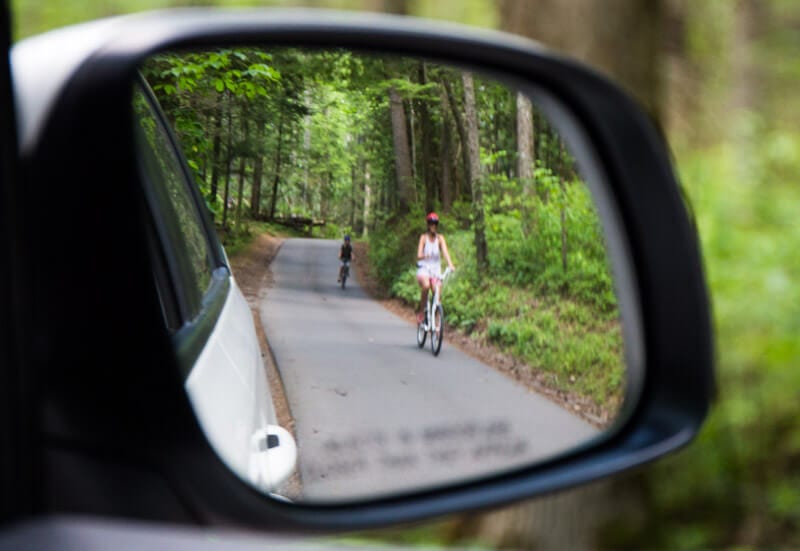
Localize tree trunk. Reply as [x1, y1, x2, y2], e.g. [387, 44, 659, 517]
[209, 99, 224, 210]
[408, 98, 417, 188]
[363, 162, 371, 237]
[199, 112, 209, 188]
[349, 163, 357, 231]
[221, 92, 233, 230]
[388, 86, 415, 212]
[440, 89, 453, 212]
[462, 72, 488, 274]
[442, 78, 471, 199]
[418, 62, 435, 212]
[516, 91, 535, 195]
[492, 91, 501, 175]
[235, 113, 248, 228]
[302, 89, 312, 212]
[250, 118, 265, 218]
[269, 112, 285, 220]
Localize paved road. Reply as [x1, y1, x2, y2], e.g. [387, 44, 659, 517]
[261, 238, 597, 503]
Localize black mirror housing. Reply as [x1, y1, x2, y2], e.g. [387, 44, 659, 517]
[10, 9, 713, 531]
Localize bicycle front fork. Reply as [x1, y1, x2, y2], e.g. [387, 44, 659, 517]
[425, 295, 438, 331]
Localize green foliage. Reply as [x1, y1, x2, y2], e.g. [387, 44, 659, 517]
[603, 127, 800, 548]
[483, 180, 615, 312]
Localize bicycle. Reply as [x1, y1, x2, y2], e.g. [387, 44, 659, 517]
[340, 260, 350, 289]
[416, 267, 452, 356]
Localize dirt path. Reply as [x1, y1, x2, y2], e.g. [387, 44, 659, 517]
[351, 242, 615, 428]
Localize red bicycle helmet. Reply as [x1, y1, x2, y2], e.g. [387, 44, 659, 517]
[426, 212, 439, 224]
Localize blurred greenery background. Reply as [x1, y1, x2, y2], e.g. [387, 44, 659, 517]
[12, 0, 799, 548]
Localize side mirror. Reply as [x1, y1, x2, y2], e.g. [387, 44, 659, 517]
[11, 9, 713, 530]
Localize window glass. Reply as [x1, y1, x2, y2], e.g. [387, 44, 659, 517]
[133, 85, 214, 312]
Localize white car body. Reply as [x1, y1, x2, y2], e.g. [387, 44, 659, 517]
[185, 281, 297, 491]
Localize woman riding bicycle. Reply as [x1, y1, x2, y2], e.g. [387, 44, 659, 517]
[416, 212, 455, 324]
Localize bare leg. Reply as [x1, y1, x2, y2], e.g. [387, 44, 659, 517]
[416, 274, 431, 322]
[432, 280, 442, 331]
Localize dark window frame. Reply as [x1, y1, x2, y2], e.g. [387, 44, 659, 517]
[133, 76, 231, 376]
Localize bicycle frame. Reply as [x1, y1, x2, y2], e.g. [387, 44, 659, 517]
[423, 268, 451, 331]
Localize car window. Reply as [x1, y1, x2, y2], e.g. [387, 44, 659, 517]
[133, 83, 215, 320]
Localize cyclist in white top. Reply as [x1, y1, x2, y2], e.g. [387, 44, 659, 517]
[416, 212, 455, 323]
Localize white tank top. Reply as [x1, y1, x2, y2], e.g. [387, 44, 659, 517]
[421, 234, 441, 276]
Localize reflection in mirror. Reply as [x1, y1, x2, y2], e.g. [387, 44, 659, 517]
[139, 48, 629, 503]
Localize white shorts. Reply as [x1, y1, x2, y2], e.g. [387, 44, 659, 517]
[416, 263, 441, 281]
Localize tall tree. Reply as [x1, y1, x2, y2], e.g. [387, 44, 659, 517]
[516, 91, 535, 194]
[209, 102, 224, 209]
[269, 110, 285, 220]
[250, 117, 265, 218]
[441, 77, 470, 199]
[418, 62, 436, 212]
[388, 86, 415, 212]
[235, 113, 249, 228]
[462, 72, 488, 273]
[439, 88, 453, 211]
[221, 90, 233, 230]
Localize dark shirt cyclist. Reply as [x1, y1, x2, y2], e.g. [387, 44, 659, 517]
[338, 235, 355, 283]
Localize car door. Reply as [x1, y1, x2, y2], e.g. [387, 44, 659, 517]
[132, 79, 296, 493]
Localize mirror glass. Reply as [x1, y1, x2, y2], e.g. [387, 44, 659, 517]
[138, 48, 634, 504]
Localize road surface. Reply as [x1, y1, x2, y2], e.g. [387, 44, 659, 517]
[261, 238, 598, 503]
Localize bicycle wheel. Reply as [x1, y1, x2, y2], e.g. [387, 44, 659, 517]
[416, 317, 426, 348]
[341, 267, 347, 289]
[430, 304, 444, 356]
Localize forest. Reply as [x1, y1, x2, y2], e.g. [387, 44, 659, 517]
[141, 48, 624, 413]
